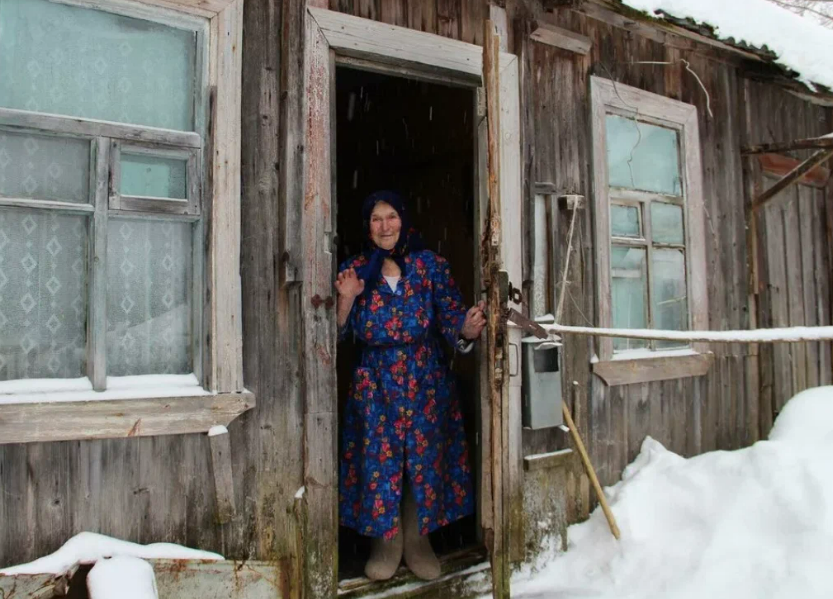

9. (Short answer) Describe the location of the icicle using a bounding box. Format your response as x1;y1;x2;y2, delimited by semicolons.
352;170;358;189
429;106;433;121
402;118;409;139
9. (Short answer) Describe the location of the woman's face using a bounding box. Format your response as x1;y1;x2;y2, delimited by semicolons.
369;201;402;250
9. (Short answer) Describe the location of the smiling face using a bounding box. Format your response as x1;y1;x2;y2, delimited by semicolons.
369;201;402;250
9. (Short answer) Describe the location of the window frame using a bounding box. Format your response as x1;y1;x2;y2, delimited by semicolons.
0;0;250;444
590;76;711;385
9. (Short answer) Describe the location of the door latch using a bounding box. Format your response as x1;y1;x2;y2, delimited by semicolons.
496;270;524;306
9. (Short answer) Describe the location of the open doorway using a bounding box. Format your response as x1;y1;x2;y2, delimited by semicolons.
334;66;483;583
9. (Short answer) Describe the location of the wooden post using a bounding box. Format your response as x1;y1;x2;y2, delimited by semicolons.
484;18;510;599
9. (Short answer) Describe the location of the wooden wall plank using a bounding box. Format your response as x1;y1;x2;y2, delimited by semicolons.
379;0;406;26
300;14;338;598
799;185;820;388
783;191;807;394
437;0;459;40
815;189;833;385
207;0;245;393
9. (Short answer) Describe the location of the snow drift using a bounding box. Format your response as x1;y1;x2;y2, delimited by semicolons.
513;386;833;599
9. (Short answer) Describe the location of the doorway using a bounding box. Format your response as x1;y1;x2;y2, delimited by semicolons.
334;66;484;583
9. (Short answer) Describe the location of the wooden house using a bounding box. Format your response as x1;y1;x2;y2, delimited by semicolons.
0;0;831;597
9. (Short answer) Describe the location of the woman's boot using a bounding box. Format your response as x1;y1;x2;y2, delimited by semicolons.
365;529;403;581
402;487;441;580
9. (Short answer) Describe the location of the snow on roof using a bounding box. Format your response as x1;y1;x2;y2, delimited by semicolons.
622;0;833;91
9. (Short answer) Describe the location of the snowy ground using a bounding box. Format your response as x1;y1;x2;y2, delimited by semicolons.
511;386;833;599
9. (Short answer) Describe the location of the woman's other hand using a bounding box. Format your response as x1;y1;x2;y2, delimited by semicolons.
461;301;487;340
336;268;365;299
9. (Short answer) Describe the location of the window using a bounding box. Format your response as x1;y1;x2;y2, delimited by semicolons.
590;77;710;383
0;0;248;441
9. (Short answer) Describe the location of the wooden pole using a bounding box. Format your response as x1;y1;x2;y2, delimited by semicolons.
562;402;621;540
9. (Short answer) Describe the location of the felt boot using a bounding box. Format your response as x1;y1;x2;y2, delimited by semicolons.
364;530;403;581
402;487;441;580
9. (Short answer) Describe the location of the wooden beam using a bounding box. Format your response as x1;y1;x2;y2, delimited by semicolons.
208;427;237;523
530;21;591;54
523;449;574;472
743;135;833;155
752;149;833;212
0;392;254;445
758;153;830;188
0;107;201;148
308;7;515;83
206;0;244;393
593;353;714;386
61;0;240;18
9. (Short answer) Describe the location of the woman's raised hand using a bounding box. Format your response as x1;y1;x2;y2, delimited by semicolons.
335;268;365;299
461;300;487;340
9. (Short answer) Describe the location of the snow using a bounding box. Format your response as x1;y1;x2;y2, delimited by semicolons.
0;377;92;395
510;386;833;599
545;322;833;343
87;556;158;599
0;532;223;576
622;0;833;90
0;374;209;405
208;425;228;437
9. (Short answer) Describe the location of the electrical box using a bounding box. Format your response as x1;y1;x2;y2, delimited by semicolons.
522;338;563;430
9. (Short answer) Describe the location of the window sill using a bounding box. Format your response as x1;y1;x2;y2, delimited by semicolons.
592;350;714;386
0;391;255;445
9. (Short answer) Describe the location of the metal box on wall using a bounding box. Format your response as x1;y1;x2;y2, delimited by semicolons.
521;339;563;430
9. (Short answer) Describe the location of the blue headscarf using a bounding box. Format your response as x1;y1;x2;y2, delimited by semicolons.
356;190;424;297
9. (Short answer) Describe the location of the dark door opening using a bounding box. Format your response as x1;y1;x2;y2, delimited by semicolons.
334;66;481;582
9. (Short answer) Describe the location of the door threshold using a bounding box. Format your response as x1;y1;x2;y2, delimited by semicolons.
338;546;490;599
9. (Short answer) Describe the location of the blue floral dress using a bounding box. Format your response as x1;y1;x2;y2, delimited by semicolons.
338;249;475;539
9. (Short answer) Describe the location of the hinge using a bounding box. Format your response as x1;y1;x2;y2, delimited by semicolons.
476;87;487;118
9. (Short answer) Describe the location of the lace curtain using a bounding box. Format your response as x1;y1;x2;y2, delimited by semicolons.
0;0;196;131
0;208;88;380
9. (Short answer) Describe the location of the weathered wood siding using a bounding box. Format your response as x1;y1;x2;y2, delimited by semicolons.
518;7;833;508
0;0;302;577
0;0;829;579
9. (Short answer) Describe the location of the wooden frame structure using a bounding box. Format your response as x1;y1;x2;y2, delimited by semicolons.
286;7;523;598
0;0;251;445
589;76;711;386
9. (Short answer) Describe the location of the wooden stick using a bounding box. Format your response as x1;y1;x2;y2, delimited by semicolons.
742;135;833;155
752;148;833;212
562;402;621;540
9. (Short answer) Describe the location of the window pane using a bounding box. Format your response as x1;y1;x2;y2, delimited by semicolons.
611;246;648;351
0;0;196;131
0;129;90;203
0;208;87;380
107;218;192;376
651;202;684;245
611;204;640;238
652;249;688;349
121;153;187;199
606;115;682;196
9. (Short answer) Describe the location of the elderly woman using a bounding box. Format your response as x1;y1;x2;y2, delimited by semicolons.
336;190;486;581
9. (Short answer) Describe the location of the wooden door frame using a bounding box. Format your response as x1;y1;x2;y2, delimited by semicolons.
291;8;523;597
